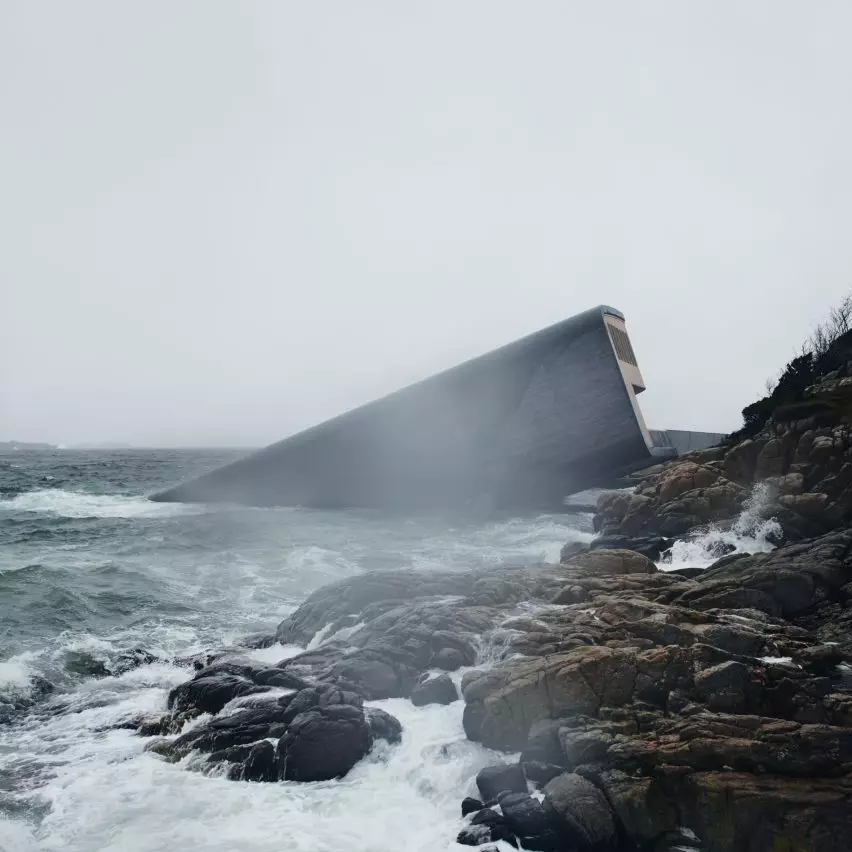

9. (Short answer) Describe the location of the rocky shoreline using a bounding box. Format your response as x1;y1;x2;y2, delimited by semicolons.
123;332;852;851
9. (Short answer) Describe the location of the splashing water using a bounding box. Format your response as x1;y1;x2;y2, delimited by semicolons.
663;482;783;571
0;488;207;520
0;449;595;851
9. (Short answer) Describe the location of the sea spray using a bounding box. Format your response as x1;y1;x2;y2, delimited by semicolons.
663;482;782;571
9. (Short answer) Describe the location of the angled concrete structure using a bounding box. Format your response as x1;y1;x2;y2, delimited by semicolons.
151;305;659;510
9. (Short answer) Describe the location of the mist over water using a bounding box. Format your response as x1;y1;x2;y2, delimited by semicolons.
0;450;591;851
0;450;776;851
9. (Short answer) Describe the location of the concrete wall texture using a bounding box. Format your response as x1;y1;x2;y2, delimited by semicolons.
152;305;655;509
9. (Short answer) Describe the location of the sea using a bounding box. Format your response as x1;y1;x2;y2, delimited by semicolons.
0;449;781;852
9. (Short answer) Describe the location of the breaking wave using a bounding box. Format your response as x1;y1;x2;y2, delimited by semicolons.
663;482;782;571
0;489;204;520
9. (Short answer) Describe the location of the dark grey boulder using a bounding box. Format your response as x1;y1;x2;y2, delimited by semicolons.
590;534;672;562
64;650;109;678
521;719;566;765
252;668;311;690
476;763;527;800
167;673;269;716
111;648;158;676
699;625;766;657
166;704;291;758
242;740;277;782
499;792;560;851
282;684;363;724
461;797;484;816
457;809;515;846
209;743;254;768
410;673;459;707
430;647;466;671
277;705;372;781
543;772;618;851
693;661;751;712
327;652;413;700
365;707;403;744
523;760;566;787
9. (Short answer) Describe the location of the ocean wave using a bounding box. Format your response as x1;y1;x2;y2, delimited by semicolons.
0;489;204;520
0;654;36;695
662;483;782;571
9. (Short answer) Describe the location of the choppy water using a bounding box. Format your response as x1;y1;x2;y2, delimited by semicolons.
0;450;598;852
0;450;780;852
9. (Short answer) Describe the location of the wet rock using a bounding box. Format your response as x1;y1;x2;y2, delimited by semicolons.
276;570;478;645
498;792;558;849
165;703;291;758
693;661;752;712
208;743;255;769
277;704;372;782
679;528;852;618
464;808;515;845
168;672;269;717
780;491;830;517
461;796;484;816
695;624;766;657
476;763;527;800
252;667;311;690
241;740;277;782
590;534;673;562
462;796;485;816
463;645;688;751
64;650;109;678
610;715;852;777
560;541;590;563
542;772;618;852
430;647;466;671
569;548;657;576
551;584;588;604
281;684;363;724
365;707;403;744
595;769;678;843
111;648;158;675
723;438;763;483
559;727;615;770
326;651;413;700
410;673;458;706
522;760;565;786
522;718;571;765
669;566;706;580
800;644;847;673
241;633;277;650
674;771;852;852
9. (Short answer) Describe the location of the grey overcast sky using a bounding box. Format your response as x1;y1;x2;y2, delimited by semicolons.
2;2;851;447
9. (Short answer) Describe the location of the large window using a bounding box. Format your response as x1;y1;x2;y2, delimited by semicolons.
607;324;638;367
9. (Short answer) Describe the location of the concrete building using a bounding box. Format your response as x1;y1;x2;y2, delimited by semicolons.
151;305;717;510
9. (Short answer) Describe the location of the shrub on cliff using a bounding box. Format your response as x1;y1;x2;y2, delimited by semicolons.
730;293;852;442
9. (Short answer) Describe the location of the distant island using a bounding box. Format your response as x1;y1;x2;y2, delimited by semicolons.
68;442;133;450
0;441;133;451
0;440;57;451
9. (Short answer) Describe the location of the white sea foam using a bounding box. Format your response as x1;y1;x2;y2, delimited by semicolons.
662;482;782;571
0;653;36;694
0;484;602;850
0;489;204;519
307;620;367;651
0;662;507;852
244;643;304;666
0;818;39;852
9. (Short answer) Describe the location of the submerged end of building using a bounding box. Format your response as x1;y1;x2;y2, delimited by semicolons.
151;305;722;510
